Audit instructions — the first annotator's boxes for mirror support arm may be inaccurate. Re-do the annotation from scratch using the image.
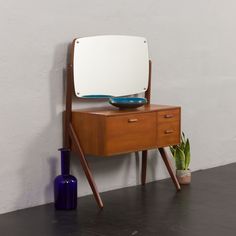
[142,60,152,185]
[64,64,73,148]
[145,60,152,104]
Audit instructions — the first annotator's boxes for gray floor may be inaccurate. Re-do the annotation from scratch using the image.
[1,163,236,236]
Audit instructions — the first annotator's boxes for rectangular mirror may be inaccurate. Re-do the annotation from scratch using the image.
[72,35,149,98]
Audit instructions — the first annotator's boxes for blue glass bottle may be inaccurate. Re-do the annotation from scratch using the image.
[54,148,77,210]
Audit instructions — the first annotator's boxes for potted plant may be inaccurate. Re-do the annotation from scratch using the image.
[170,132,191,184]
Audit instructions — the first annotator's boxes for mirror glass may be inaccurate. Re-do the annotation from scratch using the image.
[73,35,149,98]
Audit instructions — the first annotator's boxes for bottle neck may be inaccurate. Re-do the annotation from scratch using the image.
[59,148,70,175]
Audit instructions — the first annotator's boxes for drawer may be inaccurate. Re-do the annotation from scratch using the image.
[157,121,180,147]
[157,109,180,124]
[105,112,157,155]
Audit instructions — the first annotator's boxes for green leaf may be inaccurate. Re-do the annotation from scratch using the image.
[184,139,191,170]
[170,146,176,157]
[175,147,185,170]
[181,132,186,143]
[180,141,185,150]
[169,131,191,170]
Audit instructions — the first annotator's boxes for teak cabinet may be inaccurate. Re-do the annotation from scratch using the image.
[64,45,182,208]
[72,105,180,157]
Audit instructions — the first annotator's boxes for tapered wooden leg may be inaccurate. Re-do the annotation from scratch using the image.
[159,148,181,191]
[69,123,104,208]
[141,150,147,185]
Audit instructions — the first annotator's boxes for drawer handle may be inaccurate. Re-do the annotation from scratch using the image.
[164,114,174,118]
[165,129,174,134]
[128,118,138,123]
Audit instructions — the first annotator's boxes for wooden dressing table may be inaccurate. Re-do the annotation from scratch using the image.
[72,105,180,156]
[64,36,181,208]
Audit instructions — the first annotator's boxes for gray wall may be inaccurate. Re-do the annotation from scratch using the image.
[1,0,236,213]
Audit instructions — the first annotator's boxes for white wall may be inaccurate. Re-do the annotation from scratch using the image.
[1,0,236,214]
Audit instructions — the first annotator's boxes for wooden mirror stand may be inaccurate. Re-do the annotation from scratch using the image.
[63,44,181,209]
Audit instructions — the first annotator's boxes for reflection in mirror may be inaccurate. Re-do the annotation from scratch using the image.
[73,35,149,98]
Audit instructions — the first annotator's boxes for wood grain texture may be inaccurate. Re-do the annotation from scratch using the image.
[64,64,73,148]
[141,150,147,185]
[106,112,157,155]
[141,60,152,185]
[71,105,181,156]
[144,60,152,104]
[159,147,181,191]
[157,108,181,147]
[157,108,180,124]
[73,104,180,116]
[69,123,104,208]
[72,112,106,156]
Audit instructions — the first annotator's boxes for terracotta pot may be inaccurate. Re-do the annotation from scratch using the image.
[176,169,191,185]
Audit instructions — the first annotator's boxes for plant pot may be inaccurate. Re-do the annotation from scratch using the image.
[176,169,191,185]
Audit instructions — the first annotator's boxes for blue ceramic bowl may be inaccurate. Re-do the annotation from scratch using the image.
[109,97,147,109]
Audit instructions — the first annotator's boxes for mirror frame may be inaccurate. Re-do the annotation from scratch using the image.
[71,35,149,98]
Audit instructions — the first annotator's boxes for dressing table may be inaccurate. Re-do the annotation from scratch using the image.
[64,36,181,208]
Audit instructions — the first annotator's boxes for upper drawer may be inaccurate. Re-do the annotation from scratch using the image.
[157,108,180,124]
[105,112,157,155]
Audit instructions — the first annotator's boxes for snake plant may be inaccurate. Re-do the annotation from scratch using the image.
[170,132,190,170]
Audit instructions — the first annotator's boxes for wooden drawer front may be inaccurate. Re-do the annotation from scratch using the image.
[157,108,180,147]
[106,112,156,155]
[157,109,180,124]
[157,121,180,147]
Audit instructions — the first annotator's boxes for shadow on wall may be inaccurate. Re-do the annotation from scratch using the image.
[14,43,69,209]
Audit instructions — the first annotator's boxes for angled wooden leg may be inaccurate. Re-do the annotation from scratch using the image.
[69,123,104,208]
[159,148,181,191]
[141,150,147,185]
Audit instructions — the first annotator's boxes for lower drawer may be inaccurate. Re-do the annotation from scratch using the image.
[157,121,180,147]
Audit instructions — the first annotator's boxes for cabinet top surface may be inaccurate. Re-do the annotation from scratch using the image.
[72,104,180,116]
